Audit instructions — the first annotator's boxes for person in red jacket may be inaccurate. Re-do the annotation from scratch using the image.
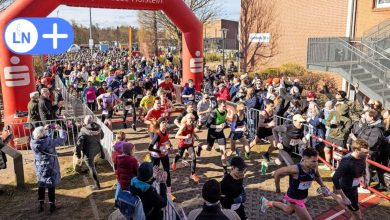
[114,142,138,207]
[214,83,231,101]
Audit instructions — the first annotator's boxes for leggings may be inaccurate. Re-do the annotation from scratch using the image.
[123,104,136,125]
[38,186,55,203]
[151,155,171,187]
[174,146,196,174]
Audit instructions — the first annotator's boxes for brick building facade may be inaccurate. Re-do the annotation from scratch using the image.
[244,0,349,70]
[204,19,239,51]
[354,0,390,38]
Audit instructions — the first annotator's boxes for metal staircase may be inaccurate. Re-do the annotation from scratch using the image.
[362,18,390,59]
[307,37,390,109]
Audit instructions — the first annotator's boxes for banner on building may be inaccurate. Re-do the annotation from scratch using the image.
[249,33,270,43]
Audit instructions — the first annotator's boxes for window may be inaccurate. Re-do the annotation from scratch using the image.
[376,0,390,8]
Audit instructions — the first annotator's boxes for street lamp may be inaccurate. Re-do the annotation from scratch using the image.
[221,28,228,70]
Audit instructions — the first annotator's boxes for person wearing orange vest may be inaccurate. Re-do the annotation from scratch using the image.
[172,113,200,183]
[148,117,174,198]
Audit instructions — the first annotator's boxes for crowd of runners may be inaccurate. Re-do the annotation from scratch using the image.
[23,47,390,220]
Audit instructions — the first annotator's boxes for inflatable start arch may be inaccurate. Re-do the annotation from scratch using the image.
[0,0,203,127]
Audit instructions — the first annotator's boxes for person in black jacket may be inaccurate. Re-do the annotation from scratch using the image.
[129,162,167,220]
[38,88,59,122]
[220,157,247,220]
[120,81,137,130]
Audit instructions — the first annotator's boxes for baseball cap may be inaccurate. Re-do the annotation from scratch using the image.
[307,91,316,99]
[230,156,247,170]
[293,114,306,122]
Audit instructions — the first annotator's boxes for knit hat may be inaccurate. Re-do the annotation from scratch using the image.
[122,143,135,155]
[307,91,316,99]
[137,162,154,182]
[337,90,347,99]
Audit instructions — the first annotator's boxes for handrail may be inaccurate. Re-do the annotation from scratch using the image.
[337,38,390,73]
[350,40,390,62]
[363,17,390,39]
[0,0,15,12]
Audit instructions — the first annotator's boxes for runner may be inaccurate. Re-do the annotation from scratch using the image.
[229,103,250,159]
[96,87,121,129]
[249,99,276,162]
[197,100,229,174]
[260,148,328,220]
[120,81,137,130]
[331,139,369,220]
[272,114,307,166]
[148,117,175,200]
[172,113,200,183]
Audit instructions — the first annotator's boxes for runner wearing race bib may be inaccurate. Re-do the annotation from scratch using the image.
[229,103,250,160]
[120,81,137,130]
[96,87,121,127]
[148,117,174,197]
[250,100,276,162]
[260,148,328,220]
[332,139,369,220]
[272,114,307,166]
[197,100,229,174]
[172,114,200,183]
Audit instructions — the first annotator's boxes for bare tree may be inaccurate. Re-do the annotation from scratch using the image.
[240,0,279,73]
[138,0,222,55]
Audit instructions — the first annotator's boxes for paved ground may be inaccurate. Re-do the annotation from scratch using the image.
[0,112,389,220]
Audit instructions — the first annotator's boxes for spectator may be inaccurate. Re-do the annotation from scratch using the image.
[114,143,138,207]
[229,76,241,98]
[322,104,352,168]
[76,115,104,190]
[30,125,67,213]
[28,92,41,125]
[214,83,231,101]
[187,179,240,220]
[129,163,168,220]
[38,88,59,121]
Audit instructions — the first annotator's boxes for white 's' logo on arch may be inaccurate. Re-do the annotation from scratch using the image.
[4,56,30,87]
[190,51,203,73]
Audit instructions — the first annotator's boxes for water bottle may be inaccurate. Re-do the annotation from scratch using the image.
[261,160,268,175]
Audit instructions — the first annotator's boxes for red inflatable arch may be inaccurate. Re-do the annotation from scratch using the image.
[0,0,203,128]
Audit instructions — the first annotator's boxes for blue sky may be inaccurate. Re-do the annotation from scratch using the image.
[47,0,240,28]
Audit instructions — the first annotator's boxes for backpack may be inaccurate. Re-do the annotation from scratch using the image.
[117,190,146,220]
[86,88,96,102]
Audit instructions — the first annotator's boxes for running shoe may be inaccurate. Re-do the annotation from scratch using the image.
[260,196,270,213]
[262,152,270,162]
[358,186,371,194]
[318,164,331,171]
[191,174,200,183]
[171,162,177,171]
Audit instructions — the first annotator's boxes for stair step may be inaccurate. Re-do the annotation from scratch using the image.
[360,78,380,85]
[354,73,372,80]
[351,68,365,74]
[374,88,390,96]
[368,83,387,91]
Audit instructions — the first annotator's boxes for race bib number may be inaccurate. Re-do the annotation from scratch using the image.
[184,136,193,145]
[289,139,302,146]
[137,94,143,99]
[352,177,363,187]
[87,100,95,103]
[298,181,312,190]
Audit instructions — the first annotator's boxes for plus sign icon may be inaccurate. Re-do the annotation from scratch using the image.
[4,18,74,54]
